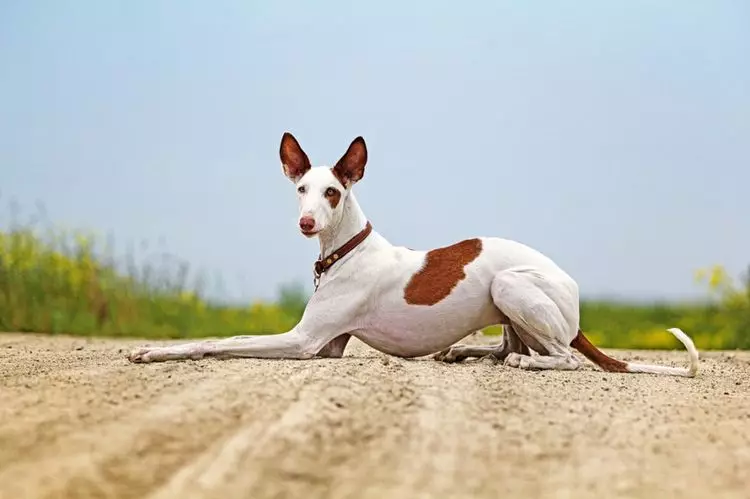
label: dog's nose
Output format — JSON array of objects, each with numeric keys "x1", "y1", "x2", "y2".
[{"x1": 299, "y1": 216, "x2": 316, "y2": 232}]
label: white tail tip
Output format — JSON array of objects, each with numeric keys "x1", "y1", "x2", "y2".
[{"x1": 625, "y1": 327, "x2": 699, "y2": 377}]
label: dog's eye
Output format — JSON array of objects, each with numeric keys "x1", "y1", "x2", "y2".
[
  {"x1": 325, "y1": 187, "x2": 338, "y2": 197},
  {"x1": 297, "y1": 185, "x2": 306, "y2": 194}
]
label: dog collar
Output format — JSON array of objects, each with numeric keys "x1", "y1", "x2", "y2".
[{"x1": 313, "y1": 221, "x2": 373, "y2": 290}]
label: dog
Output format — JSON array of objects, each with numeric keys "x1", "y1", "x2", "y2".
[{"x1": 127, "y1": 132, "x2": 699, "y2": 377}]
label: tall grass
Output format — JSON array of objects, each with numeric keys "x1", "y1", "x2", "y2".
[
  {"x1": 0, "y1": 217, "x2": 748, "y2": 349},
  {"x1": 0, "y1": 226, "x2": 306, "y2": 338}
]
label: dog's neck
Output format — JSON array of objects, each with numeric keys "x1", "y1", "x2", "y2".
[{"x1": 318, "y1": 191, "x2": 368, "y2": 258}]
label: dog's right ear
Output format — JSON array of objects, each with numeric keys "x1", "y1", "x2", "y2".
[
  {"x1": 280, "y1": 132, "x2": 312, "y2": 182},
  {"x1": 332, "y1": 136, "x2": 367, "y2": 188}
]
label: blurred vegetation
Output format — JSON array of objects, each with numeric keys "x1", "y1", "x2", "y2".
[
  {"x1": 0, "y1": 217, "x2": 748, "y2": 349},
  {"x1": 0, "y1": 225, "x2": 306, "y2": 338}
]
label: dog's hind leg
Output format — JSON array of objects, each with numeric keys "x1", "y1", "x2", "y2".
[
  {"x1": 490, "y1": 269, "x2": 581, "y2": 372},
  {"x1": 433, "y1": 324, "x2": 529, "y2": 363}
]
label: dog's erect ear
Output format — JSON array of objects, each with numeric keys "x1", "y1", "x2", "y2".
[
  {"x1": 280, "y1": 132, "x2": 312, "y2": 182},
  {"x1": 332, "y1": 136, "x2": 367, "y2": 188}
]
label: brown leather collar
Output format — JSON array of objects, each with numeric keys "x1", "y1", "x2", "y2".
[{"x1": 313, "y1": 221, "x2": 373, "y2": 290}]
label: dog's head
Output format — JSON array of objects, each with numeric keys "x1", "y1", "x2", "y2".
[{"x1": 279, "y1": 132, "x2": 367, "y2": 238}]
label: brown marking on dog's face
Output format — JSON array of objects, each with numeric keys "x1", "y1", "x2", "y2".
[
  {"x1": 325, "y1": 186, "x2": 342, "y2": 209},
  {"x1": 280, "y1": 132, "x2": 312, "y2": 182},
  {"x1": 404, "y1": 238, "x2": 483, "y2": 306},
  {"x1": 332, "y1": 136, "x2": 367, "y2": 188}
]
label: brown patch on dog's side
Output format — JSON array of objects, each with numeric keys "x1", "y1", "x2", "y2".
[
  {"x1": 570, "y1": 329, "x2": 629, "y2": 373},
  {"x1": 325, "y1": 187, "x2": 342, "y2": 209},
  {"x1": 404, "y1": 238, "x2": 483, "y2": 306}
]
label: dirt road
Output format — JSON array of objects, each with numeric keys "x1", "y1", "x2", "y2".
[{"x1": 1, "y1": 332, "x2": 748, "y2": 499}]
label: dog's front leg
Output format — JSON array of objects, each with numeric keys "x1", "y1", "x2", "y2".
[
  {"x1": 128, "y1": 291, "x2": 363, "y2": 364},
  {"x1": 127, "y1": 327, "x2": 323, "y2": 363}
]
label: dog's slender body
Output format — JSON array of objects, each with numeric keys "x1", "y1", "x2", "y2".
[{"x1": 128, "y1": 133, "x2": 699, "y2": 377}]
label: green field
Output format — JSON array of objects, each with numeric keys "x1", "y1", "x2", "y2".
[{"x1": 1, "y1": 225, "x2": 748, "y2": 350}]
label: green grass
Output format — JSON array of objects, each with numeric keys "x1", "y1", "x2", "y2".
[
  {"x1": 0, "y1": 226, "x2": 306, "y2": 338},
  {"x1": 1, "y1": 222, "x2": 748, "y2": 349}
]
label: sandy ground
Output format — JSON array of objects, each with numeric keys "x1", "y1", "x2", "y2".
[{"x1": 0, "y1": 333, "x2": 749, "y2": 499}]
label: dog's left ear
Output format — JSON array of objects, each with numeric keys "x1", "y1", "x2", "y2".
[
  {"x1": 280, "y1": 132, "x2": 312, "y2": 182},
  {"x1": 332, "y1": 136, "x2": 367, "y2": 188}
]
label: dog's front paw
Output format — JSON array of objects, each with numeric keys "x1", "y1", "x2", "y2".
[
  {"x1": 127, "y1": 343, "x2": 207, "y2": 363},
  {"x1": 127, "y1": 346, "x2": 164, "y2": 363}
]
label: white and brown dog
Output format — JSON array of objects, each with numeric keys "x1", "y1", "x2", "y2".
[{"x1": 128, "y1": 133, "x2": 699, "y2": 377}]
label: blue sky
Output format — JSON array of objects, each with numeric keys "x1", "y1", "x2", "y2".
[{"x1": 1, "y1": 1, "x2": 748, "y2": 303}]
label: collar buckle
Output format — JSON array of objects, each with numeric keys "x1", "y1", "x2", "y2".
[{"x1": 311, "y1": 221, "x2": 373, "y2": 292}]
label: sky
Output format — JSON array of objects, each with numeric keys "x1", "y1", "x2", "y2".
[{"x1": 1, "y1": 0, "x2": 748, "y2": 304}]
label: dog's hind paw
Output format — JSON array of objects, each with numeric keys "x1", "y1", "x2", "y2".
[
  {"x1": 432, "y1": 347, "x2": 459, "y2": 363},
  {"x1": 503, "y1": 352, "x2": 523, "y2": 368}
]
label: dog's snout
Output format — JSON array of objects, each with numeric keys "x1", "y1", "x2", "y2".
[{"x1": 299, "y1": 216, "x2": 316, "y2": 232}]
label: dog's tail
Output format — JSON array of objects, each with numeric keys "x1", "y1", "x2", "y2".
[{"x1": 570, "y1": 327, "x2": 698, "y2": 377}]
